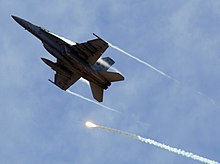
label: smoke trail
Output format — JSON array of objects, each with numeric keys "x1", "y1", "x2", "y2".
[
  {"x1": 66, "y1": 89, "x2": 120, "y2": 113},
  {"x1": 86, "y1": 122, "x2": 219, "y2": 164},
  {"x1": 107, "y1": 42, "x2": 218, "y2": 106},
  {"x1": 137, "y1": 136, "x2": 218, "y2": 164},
  {"x1": 107, "y1": 42, "x2": 179, "y2": 83}
]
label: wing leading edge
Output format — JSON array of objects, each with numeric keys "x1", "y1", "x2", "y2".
[
  {"x1": 71, "y1": 34, "x2": 109, "y2": 65},
  {"x1": 54, "y1": 72, "x2": 81, "y2": 90},
  {"x1": 50, "y1": 59, "x2": 81, "y2": 90}
]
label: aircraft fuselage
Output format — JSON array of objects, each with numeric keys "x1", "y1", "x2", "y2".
[{"x1": 12, "y1": 16, "x2": 110, "y2": 89}]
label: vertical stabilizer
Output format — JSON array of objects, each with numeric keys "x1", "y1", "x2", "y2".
[
  {"x1": 89, "y1": 82, "x2": 104, "y2": 102},
  {"x1": 95, "y1": 57, "x2": 115, "y2": 71}
]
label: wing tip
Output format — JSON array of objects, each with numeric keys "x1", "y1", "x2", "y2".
[{"x1": 93, "y1": 33, "x2": 107, "y2": 44}]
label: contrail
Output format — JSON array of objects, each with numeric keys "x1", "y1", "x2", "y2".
[
  {"x1": 107, "y1": 42, "x2": 218, "y2": 106},
  {"x1": 107, "y1": 42, "x2": 179, "y2": 83},
  {"x1": 86, "y1": 121, "x2": 219, "y2": 164},
  {"x1": 66, "y1": 89, "x2": 120, "y2": 113}
]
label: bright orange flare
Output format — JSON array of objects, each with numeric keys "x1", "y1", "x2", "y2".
[{"x1": 85, "y1": 121, "x2": 98, "y2": 128}]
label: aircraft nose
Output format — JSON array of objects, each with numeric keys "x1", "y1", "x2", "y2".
[
  {"x1": 11, "y1": 15, "x2": 24, "y2": 25},
  {"x1": 11, "y1": 15, "x2": 18, "y2": 20},
  {"x1": 11, "y1": 15, "x2": 33, "y2": 30}
]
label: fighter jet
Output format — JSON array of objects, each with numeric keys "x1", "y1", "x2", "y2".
[{"x1": 12, "y1": 15, "x2": 124, "y2": 102}]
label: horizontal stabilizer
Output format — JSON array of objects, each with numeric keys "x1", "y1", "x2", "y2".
[
  {"x1": 99, "y1": 70, "x2": 124, "y2": 82},
  {"x1": 89, "y1": 82, "x2": 104, "y2": 102}
]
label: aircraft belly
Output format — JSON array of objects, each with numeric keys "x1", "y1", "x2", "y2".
[
  {"x1": 12, "y1": 15, "x2": 124, "y2": 102},
  {"x1": 43, "y1": 41, "x2": 109, "y2": 89},
  {"x1": 82, "y1": 71, "x2": 110, "y2": 89}
]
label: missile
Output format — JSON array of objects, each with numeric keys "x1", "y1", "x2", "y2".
[
  {"x1": 41, "y1": 58, "x2": 71, "y2": 77},
  {"x1": 43, "y1": 43, "x2": 75, "y2": 68},
  {"x1": 43, "y1": 44, "x2": 66, "y2": 61},
  {"x1": 41, "y1": 57, "x2": 56, "y2": 68}
]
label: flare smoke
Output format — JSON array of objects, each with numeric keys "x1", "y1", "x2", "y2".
[{"x1": 86, "y1": 121, "x2": 219, "y2": 164}]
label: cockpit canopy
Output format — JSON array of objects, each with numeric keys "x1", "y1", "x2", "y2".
[{"x1": 40, "y1": 27, "x2": 50, "y2": 33}]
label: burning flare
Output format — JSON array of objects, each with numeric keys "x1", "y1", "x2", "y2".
[{"x1": 85, "y1": 121, "x2": 98, "y2": 128}]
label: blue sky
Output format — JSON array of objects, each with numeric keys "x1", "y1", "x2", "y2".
[{"x1": 1, "y1": 0, "x2": 220, "y2": 163}]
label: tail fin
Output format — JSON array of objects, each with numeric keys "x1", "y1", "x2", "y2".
[
  {"x1": 95, "y1": 57, "x2": 115, "y2": 71},
  {"x1": 102, "y1": 57, "x2": 115, "y2": 68},
  {"x1": 89, "y1": 82, "x2": 104, "y2": 102},
  {"x1": 99, "y1": 70, "x2": 124, "y2": 82}
]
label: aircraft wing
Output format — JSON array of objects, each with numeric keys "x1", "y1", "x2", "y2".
[
  {"x1": 44, "y1": 31, "x2": 108, "y2": 65},
  {"x1": 71, "y1": 37, "x2": 109, "y2": 65},
  {"x1": 54, "y1": 73, "x2": 80, "y2": 90},
  {"x1": 53, "y1": 60, "x2": 81, "y2": 90}
]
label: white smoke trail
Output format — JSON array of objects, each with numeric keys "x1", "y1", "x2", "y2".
[
  {"x1": 138, "y1": 136, "x2": 218, "y2": 164},
  {"x1": 87, "y1": 122, "x2": 219, "y2": 164},
  {"x1": 107, "y1": 42, "x2": 218, "y2": 106},
  {"x1": 108, "y1": 42, "x2": 179, "y2": 83},
  {"x1": 66, "y1": 89, "x2": 120, "y2": 113}
]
